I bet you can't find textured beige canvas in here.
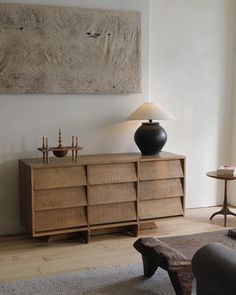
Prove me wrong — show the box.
[0,3,141,94]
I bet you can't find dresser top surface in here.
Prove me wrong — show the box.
[19,151,185,168]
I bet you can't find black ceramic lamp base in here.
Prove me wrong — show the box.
[134,122,167,155]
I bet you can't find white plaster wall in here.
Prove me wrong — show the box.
[229,37,236,205]
[230,84,236,205]
[0,0,150,234]
[2,0,236,234]
[150,0,236,208]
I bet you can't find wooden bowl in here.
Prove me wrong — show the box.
[53,149,68,157]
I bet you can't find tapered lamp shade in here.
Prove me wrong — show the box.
[127,102,175,155]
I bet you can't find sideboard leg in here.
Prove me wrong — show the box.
[128,224,139,237]
[78,230,90,244]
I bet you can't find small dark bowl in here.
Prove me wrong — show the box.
[53,149,68,157]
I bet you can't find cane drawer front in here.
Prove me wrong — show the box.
[88,202,137,225]
[87,182,137,205]
[87,163,137,185]
[139,198,183,220]
[34,186,87,210]
[139,160,183,181]
[139,178,183,200]
[33,166,86,190]
[34,207,87,232]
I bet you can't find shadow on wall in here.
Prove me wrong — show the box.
[216,0,236,205]
[0,109,140,235]
[86,121,139,154]
[216,0,236,162]
[0,152,35,235]
[0,121,138,235]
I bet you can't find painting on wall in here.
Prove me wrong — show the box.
[0,3,141,94]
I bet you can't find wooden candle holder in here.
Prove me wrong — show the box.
[38,129,82,163]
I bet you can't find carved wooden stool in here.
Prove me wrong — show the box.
[133,237,193,295]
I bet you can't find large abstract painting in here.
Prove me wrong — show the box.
[0,3,141,94]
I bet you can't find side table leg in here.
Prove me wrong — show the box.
[227,209,236,217]
[210,210,223,220]
[209,180,229,227]
[223,180,228,227]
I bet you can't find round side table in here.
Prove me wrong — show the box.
[207,171,236,227]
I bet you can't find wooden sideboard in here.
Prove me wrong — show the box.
[19,152,185,242]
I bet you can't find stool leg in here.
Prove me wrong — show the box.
[141,254,158,278]
[168,268,193,295]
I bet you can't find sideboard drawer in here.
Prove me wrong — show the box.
[88,182,137,205]
[87,163,137,185]
[139,198,183,220]
[139,160,183,180]
[35,207,87,232]
[139,178,183,200]
[33,166,86,189]
[88,201,137,225]
[35,186,86,210]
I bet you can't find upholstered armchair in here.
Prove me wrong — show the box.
[192,242,236,295]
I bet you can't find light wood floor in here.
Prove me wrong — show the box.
[1,206,236,283]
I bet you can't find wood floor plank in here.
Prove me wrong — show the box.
[1,207,236,282]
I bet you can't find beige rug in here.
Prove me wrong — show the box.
[0,263,195,295]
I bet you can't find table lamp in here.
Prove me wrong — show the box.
[127,102,176,155]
